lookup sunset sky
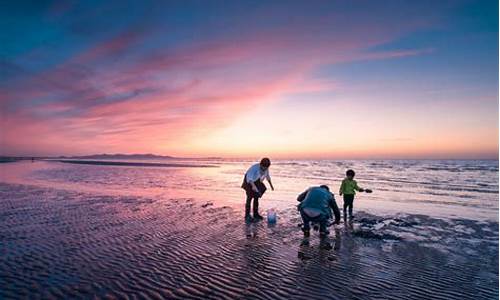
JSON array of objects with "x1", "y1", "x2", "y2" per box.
[{"x1": 1, "y1": 0, "x2": 498, "y2": 159}]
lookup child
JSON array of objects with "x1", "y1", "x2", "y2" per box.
[{"x1": 339, "y1": 169, "x2": 371, "y2": 219}]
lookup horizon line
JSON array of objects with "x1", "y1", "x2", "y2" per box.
[{"x1": 1, "y1": 153, "x2": 498, "y2": 161}]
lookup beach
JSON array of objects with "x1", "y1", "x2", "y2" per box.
[
  {"x1": 0, "y1": 159, "x2": 498, "y2": 299},
  {"x1": 3, "y1": 0, "x2": 498, "y2": 298}
]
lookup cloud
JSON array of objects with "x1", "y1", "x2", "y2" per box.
[
  {"x1": 377, "y1": 138, "x2": 415, "y2": 142},
  {"x1": 0, "y1": 1, "x2": 449, "y2": 156}
]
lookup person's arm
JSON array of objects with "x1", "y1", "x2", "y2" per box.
[
  {"x1": 339, "y1": 180, "x2": 344, "y2": 196},
  {"x1": 266, "y1": 173, "x2": 274, "y2": 191},
  {"x1": 354, "y1": 181, "x2": 364, "y2": 192},
  {"x1": 297, "y1": 189, "x2": 308, "y2": 202},
  {"x1": 250, "y1": 181, "x2": 259, "y2": 193},
  {"x1": 329, "y1": 195, "x2": 341, "y2": 224}
]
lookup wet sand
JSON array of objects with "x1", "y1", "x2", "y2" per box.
[{"x1": 0, "y1": 182, "x2": 497, "y2": 299}]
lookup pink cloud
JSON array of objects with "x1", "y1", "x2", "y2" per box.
[
  {"x1": 1, "y1": 7, "x2": 439, "y2": 156},
  {"x1": 76, "y1": 28, "x2": 148, "y2": 63}
]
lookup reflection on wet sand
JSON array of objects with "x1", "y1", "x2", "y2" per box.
[
  {"x1": 333, "y1": 227, "x2": 342, "y2": 250},
  {"x1": 343, "y1": 216, "x2": 354, "y2": 234},
  {"x1": 298, "y1": 225, "x2": 342, "y2": 261},
  {"x1": 245, "y1": 222, "x2": 259, "y2": 239}
]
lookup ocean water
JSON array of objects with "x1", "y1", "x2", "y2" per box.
[
  {"x1": 0, "y1": 159, "x2": 498, "y2": 299},
  {"x1": 13, "y1": 159, "x2": 499, "y2": 220}
]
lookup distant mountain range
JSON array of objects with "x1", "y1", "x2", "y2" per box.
[
  {"x1": 62, "y1": 153, "x2": 175, "y2": 160},
  {"x1": 1, "y1": 154, "x2": 222, "y2": 162},
  {"x1": 57, "y1": 154, "x2": 222, "y2": 160}
]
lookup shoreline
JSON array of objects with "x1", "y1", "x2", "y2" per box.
[{"x1": 52, "y1": 159, "x2": 218, "y2": 168}]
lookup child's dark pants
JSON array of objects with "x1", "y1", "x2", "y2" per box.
[{"x1": 343, "y1": 194, "x2": 355, "y2": 217}]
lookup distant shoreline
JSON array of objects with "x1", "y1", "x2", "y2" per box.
[
  {"x1": 0, "y1": 158, "x2": 23, "y2": 163},
  {"x1": 0, "y1": 155, "x2": 498, "y2": 162},
  {"x1": 54, "y1": 160, "x2": 217, "y2": 168}
]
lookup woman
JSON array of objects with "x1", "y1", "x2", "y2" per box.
[{"x1": 241, "y1": 158, "x2": 274, "y2": 222}]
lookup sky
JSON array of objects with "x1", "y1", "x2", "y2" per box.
[{"x1": 1, "y1": 0, "x2": 498, "y2": 159}]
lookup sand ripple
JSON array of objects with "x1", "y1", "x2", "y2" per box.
[{"x1": 0, "y1": 183, "x2": 497, "y2": 299}]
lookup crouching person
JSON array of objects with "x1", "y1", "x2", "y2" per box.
[{"x1": 297, "y1": 185, "x2": 340, "y2": 238}]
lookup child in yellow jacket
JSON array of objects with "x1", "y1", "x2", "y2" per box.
[{"x1": 339, "y1": 169, "x2": 371, "y2": 219}]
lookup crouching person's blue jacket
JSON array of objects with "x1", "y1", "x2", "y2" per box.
[{"x1": 297, "y1": 186, "x2": 340, "y2": 222}]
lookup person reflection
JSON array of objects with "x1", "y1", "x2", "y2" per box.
[
  {"x1": 333, "y1": 227, "x2": 341, "y2": 250},
  {"x1": 245, "y1": 222, "x2": 258, "y2": 239}
]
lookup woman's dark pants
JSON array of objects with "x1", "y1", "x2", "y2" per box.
[{"x1": 245, "y1": 180, "x2": 267, "y2": 217}]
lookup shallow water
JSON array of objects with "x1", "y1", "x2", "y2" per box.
[
  {"x1": 0, "y1": 160, "x2": 498, "y2": 299},
  {"x1": 13, "y1": 159, "x2": 499, "y2": 220}
]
